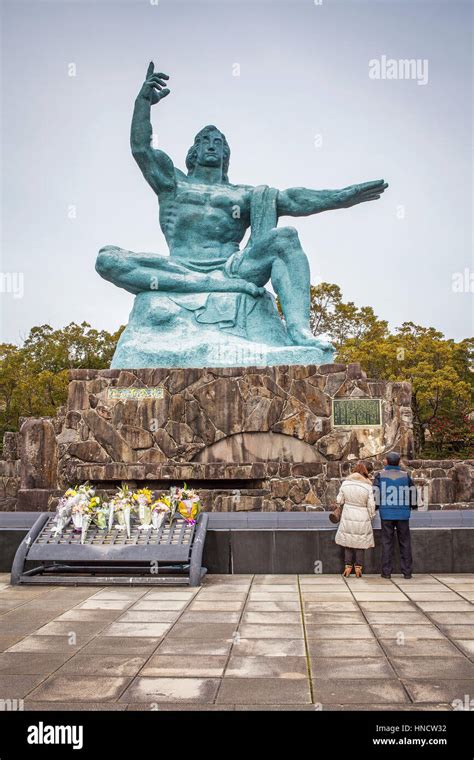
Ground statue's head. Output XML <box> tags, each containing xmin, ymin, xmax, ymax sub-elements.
<box><xmin>186</xmin><ymin>125</ymin><xmax>230</xmax><ymax>182</ymax></box>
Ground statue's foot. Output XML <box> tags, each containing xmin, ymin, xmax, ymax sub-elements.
<box><xmin>287</xmin><ymin>325</ymin><xmax>334</xmax><ymax>350</ymax></box>
<box><xmin>207</xmin><ymin>271</ymin><xmax>265</xmax><ymax>297</ymax></box>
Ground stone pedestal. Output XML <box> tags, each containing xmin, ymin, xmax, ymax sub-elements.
<box><xmin>1</xmin><ymin>363</ymin><xmax>429</xmax><ymax>511</ymax></box>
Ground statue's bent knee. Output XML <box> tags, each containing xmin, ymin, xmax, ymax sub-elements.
<box><xmin>96</xmin><ymin>246</ymin><xmax>124</xmax><ymax>281</ymax></box>
<box><xmin>277</xmin><ymin>226</ymin><xmax>299</xmax><ymax>242</ymax></box>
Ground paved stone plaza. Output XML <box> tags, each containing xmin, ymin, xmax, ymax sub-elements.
<box><xmin>0</xmin><ymin>573</ymin><xmax>473</xmax><ymax>711</ymax></box>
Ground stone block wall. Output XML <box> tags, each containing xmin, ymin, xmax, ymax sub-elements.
<box><xmin>0</xmin><ymin>363</ymin><xmax>472</xmax><ymax>512</ymax></box>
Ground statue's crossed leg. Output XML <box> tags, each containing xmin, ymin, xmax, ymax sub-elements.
<box><xmin>96</xmin><ymin>246</ymin><xmax>264</xmax><ymax>298</ymax></box>
<box><xmin>96</xmin><ymin>226</ymin><xmax>327</xmax><ymax>347</ymax></box>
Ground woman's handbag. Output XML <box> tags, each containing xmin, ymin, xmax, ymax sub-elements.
<box><xmin>329</xmin><ymin>505</ymin><xmax>342</xmax><ymax>524</ymax></box>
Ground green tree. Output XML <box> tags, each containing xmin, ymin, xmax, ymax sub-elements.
<box><xmin>309</xmin><ymin>282</ymin><xmax>389</xmax><ymax>350</ymax></box>
<box><xmin>0</xmin><ymin>322</ymin><xmax>124</xmax><ymax>449</ymax></box>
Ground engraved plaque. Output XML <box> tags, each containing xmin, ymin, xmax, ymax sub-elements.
<box><xmin>333</xmin><ymin>398</ymin><xmax>382</xmax><ymax>427</ymax></box>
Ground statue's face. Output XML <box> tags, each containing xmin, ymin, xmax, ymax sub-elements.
<box><xmin>196</xmin><ymin>129</ymin><xmax>224</xmax><ymax>169</ymax></box>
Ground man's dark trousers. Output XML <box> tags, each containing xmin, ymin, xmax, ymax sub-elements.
<box><xmin>381</xmin><ymin>519</ymin><xmax>413</xmax><ymax>576</ymax></box>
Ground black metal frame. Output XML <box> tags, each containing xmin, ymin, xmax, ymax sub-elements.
<box><xmin>11</xmin><ymin>512</ymin><xmax>208</xmax><ymax>587</ymax></box>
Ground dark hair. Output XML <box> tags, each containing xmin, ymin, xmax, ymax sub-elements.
<box><xmin>385</xmin><ymin>451</ymin><xmax>401</xmax><ymax>466</ymax></box>
<box><xmin>186</xmin><ymin>125</ymin><xmax>230</xmax><ymax>182</ymax></box>
<box><xmin>353</xmin><ymin>462</ymin><xmax>370</xmax><ymax>479</ymax></box>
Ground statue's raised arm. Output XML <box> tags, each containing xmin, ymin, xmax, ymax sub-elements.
<box><xmin>277</xmin><ymin>179</ymin><xmax>388</xmax><ymax>217</ymax></box>
<box><xmin>130</xmin><ymin>62</ymin><xmax>176</xmax><ymax>195</ymax></box>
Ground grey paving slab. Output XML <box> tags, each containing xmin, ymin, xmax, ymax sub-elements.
<box><xmin>312</xmin><ymin>678</ymin><xmax>409</xmax><ymax>705</ymax></box>
<box><xmin>229</xmin><ymin>638</ymin><xmax>306</xmax><ymax>657</ymax></box>
<box><xmin>403</xmin><ymin>679</ymin><xmax>474</xmax><ymax>704</ymax></box>
<box><xmin>91</xmin><ymin>590</ymin><xmax>147</xmax><ymax>601</ymax></box>
<box><xmin>310</xmin><ymin>657</ymin><xmax>395</xmax><ymax>679</ymax></box>
<box><xmin>351</xmin><ymin>593</ymin><xmax>408</xmax><ymax>602</ymax></box>
<box><xmin>189</xmin><ymin>601</ymin><xmax>245</xmax><ymax>611</ymax></box>
<box><xmin>6</xmin><ymin>635</ymin><xmax>91</xmax><ymax>653</ymax></box>
<box><xmin>101</xmin><ymin>622</ymin><xmax>171</xmax><ymax>638</ymax></box>
<box><xmin>0</xmin><ymin>674</ymin><xmax>47</xmax><ymax>698</ymax></box>
<box><xmin>403</xmin><ymin>593</ymin><xmax>462</xmax><ymax>601</ymax></box>
<box><xmin>157</xmin><ymin>639</ymin><xmax>232</xmax><ymax>656</ymax></box>
<box><xmin>304</xmin><ymin>612</ymin><xmax>366</xmax><ymax>625</ymax></box>
<box><xmin>120</xmin><ymin>677</ymin><xmax>220</xmax><ymax>703</ymax></box>
<box><xmin>0</xmin><ymin>652</ymin><xmax>72</xmax><ymax>675</ymax></box>
<box><xmin>301</xmin><ymin>593</ymin><xmax>353</xmax><ymax>601</ymax></box>
<box><xmin>299</xmin><ymin>585</ymin><xmax>348</xmax><ymax>593</ymax></box>
<box><xmin>425</xmin><ymin>612</ymin><xmax>474</xmax><ymax>625</ymax></box>
<box><xmin>178</xmin><ymin>611</ymin><xmax>241</xmax><ymax>623</ymax></box>
<box><xmin>54</xmin><ymin>609</ymin><xmax>123</xmax><ymax>623</ymax></box>
<box><xmin>303</xmin><ymin>601</ymin><xmax>359</xmax><ymax>612</ymax></box>
<box><xmin>245</xmin><ymin>601</ymin><xmax>300</xmax><ymax>612</ymax></box>
<box><xmin>247</xmin><ymin>593</ymin><xmax>299</xmax><ymax>602</ymax></box>
<box><xmin>80</xmin><ymin>637</ymin><xmax>159</xmax><ymax>656</ymax></box>
<box><xmin>167</xmin><ymin>623</ymin><xmax>237</xmax><ymax>639</ymax></box>
<box><xmin>358</xmin><ymin>602</ymin><xmax>417</xmax><ymax>612</ymax></box>
<box><xmin>306</xmin><ymin>624</ymin><xmax>374</xmax><ymax>639</ymax></box>
<box><xmin>390</xmin><ymin>657</ymin><xmax>474</xmax><ymax>679</ymax></box>
<box><xmin>225</xmin><ymin>656</ymin><xmax>308</xmax><ymax>679</ymax></box>
<box><xmin>307</xmin><ymin>639</ymin><xmax>384</xmax><ymax>658</ymax></box>
<box><xmin>216</xmin><ymin>677</ymin><xmax>311</xmax><ymax>705</ymax></box>
<box><xmin>237</xmin><ymin>624</ymin><xmax>304</xmax><ymax>639</ymax></box>
<box><xmin>0</xmin><ymin>635</ymin><xmax>31</xmax><ymax>651</ymax></box>
<box><xmin>116</xmin><ymin>611</ymin><xmax>181</xmax><ymax>624</ymax></box>
<box><xmin>242</xmin><ymin>612</ymin><xmax>302</xmax><ymax>624</ymax></box>
<box><xmin>436</xmin><ymin>625</ymin><xmax>474</xmax><ymax>639</ymax></box>
<box><xmin>250</xmin><ymin>585</ymin><xmax>298</xmax><ymax>593</ymax></box>
<box><xmin>140</xmin><ymin>655</ymin><xmax>227</xmax><ymax>677</ymax></box>
<box><xmin>57</xmin><ymin>654</ymin><xmax>147</xmax><ymax>677</ymax></box>
<box><xmin>370</xmin><ymin>625</ymin><xmax>446</xmax><ymax>640</ymax></box>
<box><xmin>79</xmin><ymin>599</ymin><xmax>132</xmax><ymax>611</ymax></box>
<box><xmin>363</xmin><ymin>612</ymin><xmax>432</xmax><ymax>625</ymax></box>
<box><xmin>34</xmin><ymin>621</ymin><xmax>109</xmax><ymax>637</ymax></box>
<box><xmin>415</xmin><ymin>601</ymin><xmax>474</xmax><ymax>612</ymax></box>
<box><xmin>380</xmin><ymin>638</ymin><xmax>464</xmax><ymax>658</ymax></box>
<box><xmin>132</xmin><ymin>600</ymin><xmax>188</xmax><ymax>611</ymax></box>
<box><xmin>28</xmin><ymin>675</ymin><xmax>131</xmax><ymax>702</ymax></box>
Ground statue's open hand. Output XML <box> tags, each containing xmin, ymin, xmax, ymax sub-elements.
<box><xmin>139</xmin><ymin>61</ymin><xmax>170</xmax><ymax>105</ymax></box>
<box><xmin>339</xmin><ymin>179</ymin><xmax>388</xmax><ymax>208</ymax></box>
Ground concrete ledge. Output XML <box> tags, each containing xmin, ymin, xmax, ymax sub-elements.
<box><xmin>1</xmin><ymin>510</ymin><xmax>473</xmax><ymax>575</ymax></box>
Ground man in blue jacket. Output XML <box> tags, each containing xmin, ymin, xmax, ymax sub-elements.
<box><xmin>373</xmin><ymin>451</ymin><xmax>418</xmax><ymax>579</ymax></box>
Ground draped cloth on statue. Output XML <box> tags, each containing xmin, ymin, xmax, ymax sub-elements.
<box><xmin>168</xmin><ymin>185</ymin><xmax>278</xmax><ymax>339</ymax></box>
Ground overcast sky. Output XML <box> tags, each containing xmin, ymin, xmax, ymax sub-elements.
<box><xmin>1</xmin><ymin>0</ymin><xmax>472</xmax><ymax>345</ymax></box>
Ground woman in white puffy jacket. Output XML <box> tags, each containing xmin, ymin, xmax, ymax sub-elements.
<box><xmin>335</xmin><ymin>462</ymin><xmax>376</xmax><ymax>578</ymax></box>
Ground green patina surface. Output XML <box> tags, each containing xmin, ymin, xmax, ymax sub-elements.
<box><xmin>97</xmin><ymin>62</ymin><xmax>388</xmax><ymax>368</ymax></box>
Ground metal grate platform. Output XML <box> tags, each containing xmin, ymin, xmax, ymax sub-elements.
<box><xmin>11</xmin><ymin>512</ymin><xmax>208</xmax><ymax>587</ymax></box>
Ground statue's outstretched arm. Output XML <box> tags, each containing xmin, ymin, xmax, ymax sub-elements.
<box><xmin>131</xmin><ymin>61</ymin><xmax>175</xmax><ymax>195</ymax></box>
<box><xmin>277</xmin><ymin>179</ymin><xmax>388</xmax><ymax>217</ymax></box>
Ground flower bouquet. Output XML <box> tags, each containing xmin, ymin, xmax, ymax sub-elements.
<box><xmin>174</xmin><ymin>483</ymin><xmax>202</xmax><ymax>525</ymax></box>
<box><xmin>107</xmin><ymin>484</ymin><xmax>135</xmax><ymax>538</ymax></box>
<box><xmin>151</xmin><ymin>494</ymin><xmax>171</xmax><ymax>530</ymax></box>
<box><xmin>60</xmin><ymin>484</ymin><xmax>99</xmax><ymax>543</ymax></box>
<box><xmin>133</xmin><ymin>488</ymin><xmax>154</xmax><ymax>530</ymax></box>
<box><xmin>92</xmin><ymin>501</ymin><xmax>110</xmax><ymax>531</ymax></box>
<box><xmin>53</xmin><ymin>490</ymin><xmax>76</xmax><ymax>535</ymax></box>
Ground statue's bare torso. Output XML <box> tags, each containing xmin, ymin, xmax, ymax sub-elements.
<box><xmin>160</xmin><ymin>177</ymin><xmax>252</xmax><ymax>267</ymax></box>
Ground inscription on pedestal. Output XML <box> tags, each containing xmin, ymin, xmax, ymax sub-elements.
<box><xmin>333</xmin><ymin>398</ymin><xmax>382</xmax><ymax>427</ymax></box>
<box><xmin>107</xmin><ymin>387</ymin><xmax>164</xmax><ymax>400</ymax></box>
